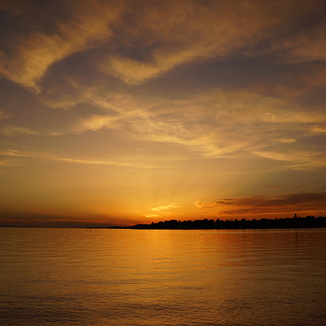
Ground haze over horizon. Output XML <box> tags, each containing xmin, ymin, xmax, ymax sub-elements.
<box><xmin>0</xmin><ymin>0</ymin><xmax>325</xmax><ymax>227</ymax></box>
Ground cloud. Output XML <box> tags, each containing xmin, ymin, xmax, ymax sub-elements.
<box><xmin>312</xmin><ymin>126</ymin><xmax>326</xmax><ymax>133</ymax></box>
<box><xmin>144</xmin><ymin>214</ymin><xmax>160</xmax><ymax>219</ymax></box>
<box><xmin>98</xmin><ymin>0</ymin><xmax>326</xmax><ymax>84</ymax></box>
<box><xmin>0</xmin><ymin>160</ymin><xmax>19</xmax><ymax>167</ymax></box>
<box><xmin>142</xmin><ymin>204</ymin><xmax>179</xmax><ymax>219</ymax></box>
<box><xmin>62</xmin><ymin>86</ymin><xmax>325</xmax><ymax>170</ymax></box>
<box><xmin>2</xmin><ymin>0</ymin><xmax>325</xmax><ymax>91</ymax></box>
<box><xmin>0</xmin><ymin>149</ymin><xmax>34</xmax><ymax>158</ymax></box>
<box><xmin>0</xmin><ymin>110</ymin><xmax>10</xmax><ymax>119</ymax></box>
<box><xmin>98</xmin><ymin>0</ymin><xmax>263</xmax><ymax>83</ymax></box>
<box><xmin>258</xmin><ymin>7</ymin><xmax>326</xmax><ymax>63</ymax></box>
<box><xmin>277</xmin><ymin>138</ymin><xmax>297</xmax><ymax>144</ymax></box>
<box><xmin>263</xmin><ymin>185</ymin><xmax>286</xmax><ymax>189</ymax></box>
<box><xmin>0</xmin><ymin>123</ymin><xmax>67</xmax><ymax>136</ymax></box>
<box><xmin>0</xmin><ymin>125</ymin><xmax>39</xmax><ymax>135</ymax></box>
<box><xmin>1</xmin><ymin>0</ymin><xmax>325</xmax><ymax>225</ymax></box>
<box><xmin>195</xmin><ymin>192</ymin><xmax>326</xmax><ymax>216</ymax></box>
<box><xmin>0</xmin><ymin>149</ymin><xmax>162</xmax><ymax>169</ymax></box>
<box><xmin>75</xmin><ymin>114</ymin><xmax>119</xmax><ymax>133</ymax></box>
<box><xmin>252</xmin><ymin>149</ymin><xmax>316</xmax><ymax>164</ymax></box>
<box><xmin>101</xmin><ymin>47</ymin><xmax>207</xmax><ymax>84</ymax></box>
<box><xmin>151</xmin><ymin>204</ymin><xmax>177</xmax><ymax>212</ymax></box>
<box><xmin>0</xmin><ymin>0</ymin><xmax>124</xmax><ymax>90</ymax></box>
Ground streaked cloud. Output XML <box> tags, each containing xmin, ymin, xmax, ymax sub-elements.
<box><xmin>0</xmin><ymin>149</ymin><xmax>126</xmax><ymax>165</ymax></box>
<box><xmin>57</xmin><ymin>157</ymin><xmax>132</xmax><ymax>167</ymax></box>
<box><xmin>2</xmin><ymin>0</ymin><xmax>325</xmax><ymax>89</ymax></box>
<box><xmin>195</xmin><ymin>192</ymin><xmax>326</xmax><ymax>217</ymax></box>
<box><xmin>252</xmin><ymin>149</ymin><xmax>324</xmax><ymax>166</ymax></box>
<box><xmin>67</xmin><ymin>88</ymin><xmax>325</xmax><ymax>170</ymax></box>
<box><xmin>0</xmin><ymin>149</ymin><xmax>164</xmax><ymax>169</ymax></box>
<box><xmin>98</xmin><ymin>0</ymin><xmax>326</xmax><ymax>84</ymax></box>
<box><xmin>0</xmin><ymin>125</ymin><xmax>39</xmax><ymax>135</ymax></box>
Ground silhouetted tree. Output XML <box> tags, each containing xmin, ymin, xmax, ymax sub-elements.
<box><xmin>132</xmin><ymin>216</ymin><xmax>326</xmax><ymax>230</ymax></box>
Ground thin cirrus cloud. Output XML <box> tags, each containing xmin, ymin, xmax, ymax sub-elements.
<box><xmin>70</xmin><ymin>88</ymin><xmax>325</xmax><ymax>168</ymax></box>
<box><xmin>0</xmin><ymin>125</ymin><xmax>39</xmax><ymax>136</ymax></box>
<box><xmin>0</xmin><ymin>149</ymin><xmax>168</xmax><ymax>170</ymax></box>
<box><xmin>0</xmin><ymin>149</ymin><xmax>130</xmax><ymax>167</ymax></box>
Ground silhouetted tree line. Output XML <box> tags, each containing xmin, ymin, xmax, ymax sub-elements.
<box><xmin>132</xmin><ymin>215</ymin><xmax>326</xmax><ymax>229</ymax></box>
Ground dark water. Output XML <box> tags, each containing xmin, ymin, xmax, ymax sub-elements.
<box><xmin>0</xmin><ymin>228</ymin><xmax>325</xmax><ymax>326</ymax></box>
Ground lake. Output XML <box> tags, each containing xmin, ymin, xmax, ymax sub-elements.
<box><xmin>0</xmin><ymin>227</ymin><xmax>325</xmax><ymax>325</ymax></box>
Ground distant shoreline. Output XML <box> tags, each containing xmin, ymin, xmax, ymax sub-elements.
<box><xmin>1</xmin><ymin>216</ymin><xmax>325</xmax><ymax>229</ymax></box>
<box><xmin>91</xmin><ymin>215</ymin><xmax>326</xmax><ymax>229</ymax></box>
<box><xmin>131</xmin><ymin>215</ymin><xmax>326</xmax><ymax>230</ymax></box>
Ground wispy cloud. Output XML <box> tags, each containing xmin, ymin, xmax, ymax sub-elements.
<box><xmin>97</xmin><ymin>0</ymin><xmax>326</xmax><ymax>84</ymax></box>
<box><xmin>0</xmin><ymin>125</ymin><xmax>39</xmax><ymax>135</ymax></box>
<box><xmin>151</xmin><ymin>204</ymin><xmax>177</xmax><ymax>212</ymax></box>
<box><xmin>0</xmin><ymin>110</ymin><xmax>10</xmax><ymax>119</ymax></box>
<box><xmin>144</xmin><ymin>214</ymin><xmax>160</xmax><ymax>219</ymax></box>
<box><xmin>0</xmin><ymin>0</ymin><xmax>124</xmax><ymax>90</ymax></box>
<box><xmin>66</xmin><ymin>88</ymin><xmax>325</xmax><ymax>170</ymax></box>
<box><xmin>75</xmin><ymin>114</ymin><xmax>119</xmax><ymax>133</ymax></box>
<box><xmin>259</xmin><ymin>13</ymin><xmax>326</xmax><ymax>63</ymax></box>
<box><xmin>0</xmin><ymin>149</ymin><xmax>125</xmax><ymax>165</ymax></box>
<box><xmin>2</xmin><ymin>0</ymin><xmax>325</xmax><ymax>90</ymax></box>
<box><xmin>195</xmin><ymin>192</ymin><xmax>326</xmax><ymax>217</ymax></box>
<box><xmin>142</xmin><ymin>204</ymin><xmax>179</xmax><ymax>219</ymax></box>
<box><xmin>252</xmin><ymin>149</ymin><xmax>318</xmax><ymax>164</ymax></box>
<box><xmin>58</xmin><ymin>157</ymin><xmax>132</xmax><ymax>167</ymax></box>
<box><xmin>0</xmin><ymin>149</ymin><xmax>163</xmax><ymax>169</ymax></box>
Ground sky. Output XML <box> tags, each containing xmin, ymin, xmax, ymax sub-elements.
<box><xmin>0</xmin><ymin>0</ymin><xmax>325</xmax><ymax>227</ymax></box>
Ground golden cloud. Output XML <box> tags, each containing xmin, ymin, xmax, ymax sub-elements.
<box><xmin>0</xmin><ymin>0</ymin><xmax>124</xmax><ymax>90</ymax></box>
<box><xmin>76</xmin><ymin>114</ymin><xmax>119</xmax><ymax>133</ymax></box>
<box><xmin>0</xmin><ymin>149</ymin><xmax>161</xmax><ymax>169</ymax></box>
<box><xmin>2</xmin><ymin>0</ymin><xmax>324</xmax><ymax>90</ymax></box>
<box><xmin>151</xmin><ymin>204</ymin><xmax>177</xmax><ymax>212</ymax></box>
<box><xmin>144</xmin><ymin>214</ymin><xmax>160</xmax><ymax>218</ymax></box>
<box><xmin>62</xmin><ymin>86</ymin><xmax>325</xmax><ymax>169</ymax></box>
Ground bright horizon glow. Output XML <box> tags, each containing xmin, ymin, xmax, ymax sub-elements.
<box><xmin>0</xmin><ymin>0</ymin><xmax>325</xmax><ymax>227</ymax></box>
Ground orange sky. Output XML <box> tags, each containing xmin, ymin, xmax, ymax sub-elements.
<box><xmin>0</xmin><ymin>0</ymin><xmax>325</xmax><ymax>227</ymax></box>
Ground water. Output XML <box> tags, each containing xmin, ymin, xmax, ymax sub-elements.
<box><xmin>0</xmin><ymin>228</ymin><xmax>325</xmax><ymax>326</ymax></box>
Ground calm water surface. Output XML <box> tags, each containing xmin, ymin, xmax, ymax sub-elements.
<box><xmin>0</xmin><ymin>228</ymin><xmax>325</xmax><ymax>326</ymax></box>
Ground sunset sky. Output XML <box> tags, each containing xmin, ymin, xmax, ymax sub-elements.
<box><xmin>0</xmin><ymin>0</ymin><xmax>325</xmax><ymax>227</ymax></box>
